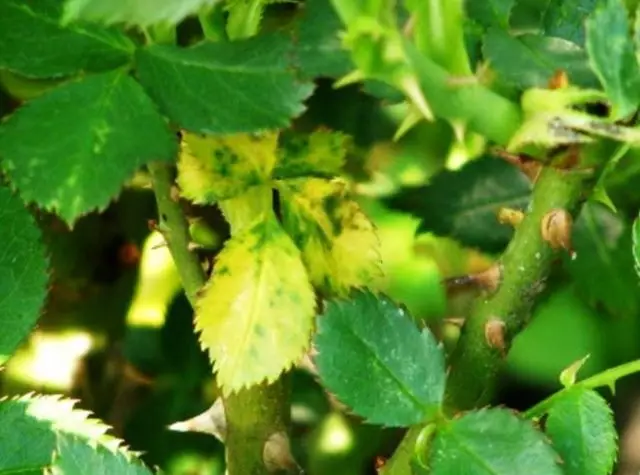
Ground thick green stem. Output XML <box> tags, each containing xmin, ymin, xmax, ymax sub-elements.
<box><xmin>224</xmin><ymin>379</ymin><xmax>291</xmax><ymax>474</ymax></box>
<box><xmin>148</xmin><ymin>162</ymin><xmax>206</xmax><ymax>307</ymax></box>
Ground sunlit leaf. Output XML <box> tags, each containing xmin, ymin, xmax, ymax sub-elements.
<box><xmin>278</xmin><ymin>177</ymin><xmax>382</xmax><ymax>296</ymax></box>
<box><xmin>314</xmin><ymin>290</ymin><xmax>446</xmax><ymax>426</ymax></box>
<box><xmin>177</xmin><ymin>131</ymin><xmax>278</xmax><ymax>204</ymax></box>
<box><xmin>546</xmin><ymin>387</ymin><xmax>617</xmax><ymax>475</ymax></box>
<box><xmin>195</xmin><ymin>215</ymin><xmax>316</xmax><ymax>394</ymax></box>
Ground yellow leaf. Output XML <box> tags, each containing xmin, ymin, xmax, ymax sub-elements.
<box><xmin>195</xmin><ymin>215</ymin><xmax>316</xmax><ymax>394</ymax></box>
<box><xmin>177</xmin><ymin>131</ymin><xmax>279</xmax><ymax>204</ymax></box>
<box><xmin>274</xmin><ymin>129</ymin><xmax>350</xmax><ymax>179</ymax></box>
<box><xmin>278</xmin><ymin>177</ymin><xmax>382</xmax><ymax>296</ymax></box>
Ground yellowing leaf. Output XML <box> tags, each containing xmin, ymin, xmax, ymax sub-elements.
<box><xmin>278</xmin><ymin>177</ymin><xmax>382</xmax><ymax>296</ymax></box>
<box><xmin>177</xmin><ymin>131</ymin><xmax>279</xmax><ymax>204</ymax></box>
<box><xmin>195</xmin><ymin>215</ymin><xmax>316</xmax><ymax>394</ymax></box>
<box><xmin>274</xmin><ymin>129</ymin><xmax>351</xmax><ymax>179</ymax></box>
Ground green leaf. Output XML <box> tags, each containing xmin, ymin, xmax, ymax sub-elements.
<box><xmin>567</xmin><ymin>202</ymin><xmax>639</xmax><ymax>316</ymax></box>
<box><xmin>385</xmin><ymin>156</ymin><xmax>532</xmax><ymax>253</ymax></box>
<box><xmin>586</xmin><ymin>0</ymin><xmax>640</xmax><ymax>120</ymax></box>
<box><xmin>545</xmin><ymin>388</ymin><xmax>617</xmax><ymax>475</ymax></box>
<box><xmin>135</xmin><ymin>34</ymin><xmax>313</xmax><ymax>134</ymax></box>
<box><xmin>0</xmin><ymin>71</ymin><xmax>177</xmax><ymax>224</ymax></box>
<box><xmin>195</xmin><ymin>214</ymin><xmax>316</xmax><ymax>394</ymax></box>
<box><xmin>0</xmin><ymin>394</ymin><xmax>148</xmax><ymax>473</ymax></box>
<box><xmin>274</xmin><ymin>129</ymin><xmax>350</xmax><ymax>179</ymax></box>
<box><xmin>294</xmin><ymin>0</ymin><xmax>352</xmax><ymax>78</ymax></box>
<box><xmin>313</xmin><ymin>290</ymin><xmax>446</xmax><ymax>426</ymax></box>
<box><xmin>0</xmin><ymin>0</ymin><xmax>134</xmax><ymax>78</ymax></box>
<box><xmin>633</xmin><ymin>212</ymin><xmax>640</xmax><ymax>278</ymax></box>
<box><xmin>63</xmin><ymin>0</ymin><xmax>217</xmax><ymax>28</ymax></box>
<box><xmin>465</xmin><ymin>0</ymin><xmax>516</xmax><ymax>29</ymax></box>
<box><xmin>483</xmin><ymin>29</ymin><xmax>598</xmax><ymax>89</ymax></box>
<box><xmin>542</xmin><ymin>0</ymin><xmax>598</xmax><ymax>46</ymax></box>
<box><xmin>52</xmin><ymin>434</ymin><xmax>153</xmax><ymax>475</ymax></box>
<box><xmin>510</xmin><ymin>0</ymin><xmax>551</xmax><ymax>31</ymax></box>
<box><xmin>0</xmin><ymin>186</ymin><xmax>48</xmax><ymax>361</ymax></box>
<box><xmin>428</xmin><ymin>408</ymin><xmax>563</xmax><ymax>475</ymax></box>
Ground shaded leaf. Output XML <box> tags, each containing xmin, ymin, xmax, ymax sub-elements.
<box><xmin>385</xmin><ymin>156</ymin><xmax>532</xmax><ymax>253</ymax></box>
<box><xmin>293</xmin><ymin>0</ymin><xmax>352</xmax><ymax>78</ymax></box>
<box><xmin>428</xmin><ymin>408</ymin><xmax>563</xmax><ymax>475</ymax></box>
<box><xmin>135</xmin><ymin>34</ymin><xmax>313</xmax><ymax>134</ymax></box>
<box><xmin>0</xmin><ymin>0</ymin><xmax>134</xmax><ymax>78</ymax></box>
<box><xmin>542</xmin><ymin>0</ymin><xmax>598</xmax><ymax>46</ymax></box>
<box><xmin>63</xmin><ymin>0</ymin><xmax>218</xmax><ymax>28</ymax></box>
<box><xmin>177</xmin><ymin>131</ymin><xmax>278</xmax><ymax>204</ymax></box>
<box><xmin>195</xmin><ymin>215</ymin><xmax>316</xmax><ymax>394</ymax></box>
<box><xmin>567</xmin><ymin>202</ymin><xmax>638</xmax><ymax>316</ymax></box>
<box><xmin>483</xmin><ymin>29</ymin><xmax>597</xmax><ymax>89</ymax></box>
<box><xmin>546</xmin><ymin>388</ymin><xmax>617</xmax><ymax>475</ymax></box>
<box><xmin>632</xmin><ymin>212</ymin><xmax>640</xmax><ymax>278</ymax></box>
<box><xmin>0</xmin><ymin>186</ymin><xmax>48</xmax><ymax>360</ymax></box>
<box><xmin>278</xmin><ymin>178</ymin><xmax>382</xmax><ymax>296</ymax></box>
<box><xmin>0</xmin><ymin>71</ymin><xmax>177</xmax><ymax>224</ymax></box>
<box><xmin>510</xmin><ymin>0</ymin><xmax>552</xmax><ymax>31</ymax></box>
<box><xmin>586</xmin><ymin>0</ymin><xmax>640</xmax><ymax>119</ymax></box>
<box><xmin>52</xmin><ymin>434</ymin><xmax>153</xmax><ymax>475</ymax></box>
<box><xmin>465</xmin><ymin>0</ymin><xmax>515</xmax><ymax>29</ymax></box>
<box><xmin>274</xmin><ymin>129</ymin><xmax>350</xmax><ymax>179</ymax></box>
<box><xmin>313</xmin><ymin>290</ymin><xmax>446</xmax><ymax>426</ymax></box>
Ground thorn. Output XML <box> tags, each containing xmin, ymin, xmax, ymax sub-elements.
<box><xmin>443</xmin><ymin>317</ymin><xmax>466</xmax><ymax>328</ymax></box>
<box><xmin>400</xmin><ymin>76</ymin><xmax>434</xmax><ymax>121</ymax></box>
<box><xmin>559</xmin><ymin>354</ymin><xmax>590</xmax><ymax>387</ymax></box>
<box><xmin>548</xmin><ymin>69</ymin><xmax>569</xmax><ymax>90</ymax></box>
<box><xmin>375</xmin><ymin>456</ymin><xmax>387</xmax><ymax>472</ymax></box>
<box><xmin>393</xmin><ymin>106</ymin><xmax>423</xmax><ymax>141</ymax></box>
<box><xmin>147</xmin><ymin>219</ymin><xmax>158</xmax><ymax>231</ymax></box>
<box><xmin>170</xmin><ymin>185</ymin><xmax>181</xmax><ymax>202</ymax></box>
<box><xmin>334</xmin><ymin>70</ymin><xmax>365</xmax><ymax>89</ymax></box>
<box><xmin>484</xmin><ymin>318</ymin><xmax>507</xmax><ymax>356</ymax></box>
<box><xmin>187</xmin><ymin>242</ymin><xmax>202</xmax><ymax>252</ymax></box>
<box><xmin>444</xmin><ymin>264</ymin><xmax>502</xmax><ymax>294</ymax></box>
<box><xmin>491</xmin><ymin>147</ymin><xmax>542</xmax><ymax>182</ymax></box>
<box><xmin>541</xmin><ymin>209</ymin><xmax>574</xmax><ymax>256</ymax></box>
<box><xmin>167</xmin><ymin>398</ymin><xmax>226</xmax><ymax>442</ymax></box>
<box><xmin>497</xmin><ymin>208</ymin><xmax>525</xmax><ymax>228</ymax></box>
<box><xmin>263</xmin><ymin>432</ymin><xmax>302</xmax><ymax>474</ymax></box>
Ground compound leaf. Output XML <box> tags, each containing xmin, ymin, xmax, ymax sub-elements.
<box><xmin>278</xmin><ymin>178</ymin><xmax>382</xmax><ymax>296</ymax></box>
<box><xmin>567</xmin><ymin>202</ymin><xmax>639</xmax><ymax>316</ymax></box>
<box><xmin>586</xmin><ymin>0</ymin><xmax>640</xmax><ymax>120</ymax></box>
<box><xmin>0</xmin><ymin>185</ymin><xmax>48</xmax><ymax>360</ymax></box>
<box><xmin>484</xmin><ymin>29</ymin><xmax>597</xmax><ymax>89</ymax></box>
<box><xmin>0</xmin><ymin>71</ymin><xmax>177</xmax><ymax>224</ymax></box>
<box><xmin>274</xmin><ymin>129</ymin><xmax>350</xmax><ymax>179</ymax></box>
<box><xmin>63</xmin><ymin>0</ymin><xmax>218</xmax><ymax>28</ymax></box>
<box><xmin>52</xmin><ymin>434</ymin><xmax>152</xmax><ymax>475</ymax></box>
<box><xmin>428</xmin><ymin>408</ymin><xmax>563</xmax><ymax>475</ymax></box>
<box><xmin>135</xmin><ymin>34</ymin><xmax>313</xmax><ymax>134</ymax></box>
<box><xmin>545</xmin><ymin>387</ymin><xmax>617</xmax><ymax>475</ymax></box>
<box><xmin>313</xmin><ymin>290</ymin><xmax>445</xmax><ymax>426</ymax></box>
<box><xmin>195</xmin><ymin>215</ymin><xmax>316</xmax><ymax>394</ymax></box>
<box><xmin>0</xmin><ymin>0</ymin><xmax>134</xmax><ymax>78</ymax></box>
<box><xmin>385</xmin><ymin>156</ymin><xmax>532</xmax><ymax>253</ymax></box>
<box><xmin>177</xmin><ymin>131</ymin><xmax>278</xmax><ymax>204</ymax></box>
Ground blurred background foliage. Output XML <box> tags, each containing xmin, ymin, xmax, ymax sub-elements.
<box><xmin>4</xmin><ymin>1</ymin><xmax>640</xmax><ymax>474</ymax></box>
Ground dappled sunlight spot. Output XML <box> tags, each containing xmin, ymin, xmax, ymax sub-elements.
<box><xmin>317</xmin><ymin>412</ymin><xmax>354</xmax><ymax>455</ymax></box>
<box><xmin>126</xmin><ymin>230</ymin><xmax>181</xmax><ymax>328</ymax></box>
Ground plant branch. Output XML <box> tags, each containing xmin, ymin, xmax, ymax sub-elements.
<box><xmin>148</xmin><ymin>161</ymin><xmax>206</xmax><ymax>307</ymax></box>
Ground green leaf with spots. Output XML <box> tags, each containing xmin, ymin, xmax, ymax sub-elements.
<box><xmin>545</xmin><ymin>388</ymin><xmax>617</xmax><ymax>475</ymax></box>
<box><xmin>427</xmin><ymin>409</ymin><xmax>563</xmax><ymax>474</ymax></box>
<box><xmin>0</xmin><ymin>394</ymin><xmax>150</xmax><ymax>473</ymax></box>
<box><xmin>465</xmin><ymin>0</ymin><xmax>516</xmax><ymax>29</ymax></box>
<box><xmin>0</xmin><ymin>71</ymin><xmax>177</xmax><ymax>224</ymax></box>
<box><xmin>0</xmin><ymin>0</ymin><xmax>134</xmax><ymax>78</ymax></box>
<box><xmin>195</xmin><ymin>214</ymin><xmax>316</xmax><ymax>395</ymax></box>
<box><xmin>135</xmin><ymin>34</ymin><xmax>313</xmax><ymax>134</ymax></box>
<box><xmin>385</xmin><ymin>156</ymin><xmax>532</xmax><ymax>253</ymax></box>
<box><xmin>586</xmin><ymin>0</ymin><xmax>640</xmax><ymax>120</ymax></box>
<box><xmin>0</xmin><ymin>185</ymin><xmax>48</xmax><ymax>362</ymax></box>
<box><xmin>63</xmin><ymin>0</ymin><xmax>218</xmax><ymax>28</ymax></box>
<box><xmin>313</xmin><ymin>290</ymin><xmax>445</xmax><ymax>426</ymax></box>
<box><xmin>567</xmin><ymin>202</ymin><xmax>639</xmax><ymax>316</ymax></box>
<box><xmin>52</xmin><ymin>434</ymin><xmax>153</xmax><ymax>475</ymax></box>
<box><xmin>274</xmin><ymin>129</ymin><xmax>350</xmax><ymax>179</ymax></box>
<box><xmin>483</xmin><ymin>29</ymin><xmax>598</xmax><ymax>90</ymax></box>
<box><xmin>542</xmin><ymin>0</ymin><xmax>598</xmax><ymax>46</ymax></box>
